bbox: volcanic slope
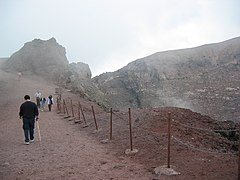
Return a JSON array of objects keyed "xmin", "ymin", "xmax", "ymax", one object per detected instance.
[{"xmin": 0, "ymin": 64, "xmax": 238, "ymax": 180}]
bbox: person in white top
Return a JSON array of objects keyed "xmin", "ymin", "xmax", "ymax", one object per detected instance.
[
  {"xmin": 46, "ymin": 95, "xmax": 54, "ymax": 111},
  {"xmin": 17, "ymin": 72, "xmax": 22, "ymax": 81},
  {"xmin": 34, "ymin": 91, "xmax": 41, "ymax": 109}
]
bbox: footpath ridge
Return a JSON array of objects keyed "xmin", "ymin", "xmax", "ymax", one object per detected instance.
[{"xmin": 0, "ymin": 69, "xmax": 152, "ymax": 180}]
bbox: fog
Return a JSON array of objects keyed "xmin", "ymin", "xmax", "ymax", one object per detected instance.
[{"xmin": 0, "ymin": 0, "xmax": 240, "ymax": 76}]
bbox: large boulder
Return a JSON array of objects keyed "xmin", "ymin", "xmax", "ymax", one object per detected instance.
[{"xmin": 2, "ymin": 38, "xmax": 69, "ymax": 80}]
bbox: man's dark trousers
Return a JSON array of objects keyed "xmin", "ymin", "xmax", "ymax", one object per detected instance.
[{"xmin": 22, "ymin": 117, "xmax": 35, "ymax": 142}]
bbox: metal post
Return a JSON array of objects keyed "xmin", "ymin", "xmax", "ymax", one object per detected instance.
[
  {"xmin": 56, "ymin": 97, "xmax": 59, "ymax": 111},
  {"xmin": 238, "ymin": 125, "xmax": 240, "ymax": 180},
  {"xmin": 70, "ymin": 99, "xmax": 74, "ymax": 117},
  {"xmin": 63, "ymin": 100, "xmax": 65, "ymax": 115},
  {"xmin": 77, "ymin": 102, "xmax": 81, "ymax": 120},
  {"xmin": 110, "ymin": 108, "xmax": 113, "ymax": 140},
  {"xmin": 128, "ymin": 108, "xmax": 133, "ymax": 151},
  {"xmin": 167, "ymin": 112, "xmax": 171, "ymax": 168},
  {"xmin": 92, "ymin": 106, "xmax": 98, "ymax": 130},
  {"xmin": 63, "ymin": 99, "xmax": 69, "ymax": 117},
  {"xmin": 58, "ymin": 92, "xmax": 62, "ymax": 101},
  {"xmin": 59, "ymin": 99, "xmax": 62, "ymax": 113},
  {"xmin": 80, "ymin": 103, "xmax": 87, "ymax": 125},
  {"xmin": 58, "ymin": 97, "xmax": 60, "ymax": 111}
]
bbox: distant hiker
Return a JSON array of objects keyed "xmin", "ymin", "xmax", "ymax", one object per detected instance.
[
  {"xmin": 17, "ymin": 72, "xmax": 22, "ymax": 81},
  {"xmin": 46, "ymin": 95, "xmax": 54, "ymax": 111},
  {"xmin": 19, "ymin": 95, "xmax": 39, "ymax": 145},
  {"xmin": 34, "ymin": 91, "xmax": 41, "ymax": 108},
  {"xmin": 40, "ymin": 97, "xmax": 46, "ymax": 111}
]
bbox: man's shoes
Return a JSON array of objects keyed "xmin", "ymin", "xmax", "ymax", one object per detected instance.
[
  {"xmin": 30, "ymin": 139, "xmax": 34, "ymax": 143},
  {"xmin": 24, "ymin": 141, "xmax": 30, "ymax": 145}
]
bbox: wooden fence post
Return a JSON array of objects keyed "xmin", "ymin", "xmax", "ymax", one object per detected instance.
[
  {"xmin": 110, "ymin": 108, "xmax": 113, "ymax": 140},
  {"xmin": 167, "ymin": 112, "xmax": 171, "ymax": 168},
  {"xmin": 70, "ymin": 98, "xmax": 74, "ymax": 117},
  {"xmin": 63, "ymin": 99, "xmax": 70, "ymax": 118},
  {"xmin": 79, "ymin": 102, "xmax": 88, "ymax": 127},
  {"xmin": 92, "ymin": 106, "xmax": 98, "ymax": 131},
  {"xmin": 77, "ymin": 102, "xmax": 81, "ymax": 120},
  {"xmin": 129, "ymin": 108, "xmax": 133, "ymax": 151},
  {"xmin": 238, "ymin": 125, "xmax": 240, "ymax": 180}
]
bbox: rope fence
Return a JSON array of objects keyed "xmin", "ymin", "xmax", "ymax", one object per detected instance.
[{"xmin": 55, "ymin": 96, "xmax": 239, "ymax": 177}]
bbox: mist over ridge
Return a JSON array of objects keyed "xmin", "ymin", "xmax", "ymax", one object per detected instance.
[{"xmin": 1, "ymin": 36, "xmax": 240, "ymax": 122}]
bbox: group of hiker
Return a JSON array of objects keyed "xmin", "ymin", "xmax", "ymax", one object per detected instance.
[
  {"xmin": 19, "ymin": 91, "xmax": 54, "ymax": 145},
  {"xmin": 35, "ymin": 91, "xmax": 54, "ymax": 112}
]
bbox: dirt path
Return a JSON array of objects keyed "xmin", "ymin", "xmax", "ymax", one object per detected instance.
[{"xmin": 0, "ymin": 68, "xmax": 153, "ymax": 179}]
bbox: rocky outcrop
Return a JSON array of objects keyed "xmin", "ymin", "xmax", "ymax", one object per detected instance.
[
  {"xmin": 1, "ymin": 38, "xmax": 93, "ymax": 84},
  {"xmin": 65, "ymin": 62, "xmax": 109, "ymax": 106},
  {"xmin": 1, "ymin": 37, "xmax": 105, "ymax": 107},
  {"xmin": 2, "ymin": 38, "xmax": 69, "ymax": 80},
  {"xmin": 93, "ymin": 37, "xmax": 240, "ymax": 121},
  {"xmin": 4, "ymin": 38, "xmax": 68, "ymax": 76},
  {"xmin": 69, "ymin": 62, "xmax": 92, "ymax": 79}
]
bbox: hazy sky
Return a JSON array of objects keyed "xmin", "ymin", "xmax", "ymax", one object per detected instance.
[{"xmin": 1, "ymin": 0, "xmax": 240, "ymax": 76}]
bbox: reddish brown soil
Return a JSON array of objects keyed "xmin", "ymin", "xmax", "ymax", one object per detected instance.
[{"xmin": 0, "ymin": 67, "xmax": 238, "ymax": 180}]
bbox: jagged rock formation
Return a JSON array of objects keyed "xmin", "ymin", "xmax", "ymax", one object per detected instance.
[
  {"xmin": 2, "ymin": 38, "xmax": 69, "ymax": 80},
  {"xmin": 1, "ymin": 38, "xmax": 104, "ymax": 106},
  {"xmin": 1, "ymin": 38, "xmax": 92, "ymax": 82},
  {"xmin": 93, "ymin": 37, "xmax": 240, "ymax": 121},
  {"xmin": 69, "ymin": 62, "xmax": 92, "ymax": 79}
]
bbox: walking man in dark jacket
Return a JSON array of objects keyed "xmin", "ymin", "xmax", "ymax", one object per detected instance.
[{"xmin": 19, "ymin": 95, "xmax": 39, "ymax": 145}]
